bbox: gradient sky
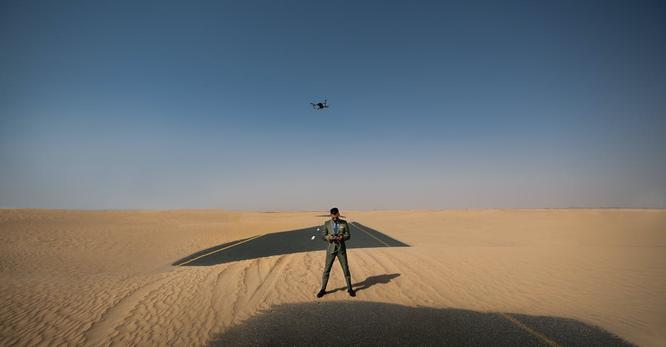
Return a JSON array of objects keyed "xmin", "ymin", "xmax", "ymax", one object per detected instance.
[{"xmin": 1, "ymin": 0, "xmax": 665, "ymax": 210}]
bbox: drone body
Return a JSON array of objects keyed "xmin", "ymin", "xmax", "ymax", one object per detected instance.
[{"xmin": 310, "ymin": 99, "xmax": 329, "ymax": 110}]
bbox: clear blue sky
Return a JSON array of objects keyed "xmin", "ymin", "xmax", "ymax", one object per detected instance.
[{"xmin": 1, "ymin": 0, "xmax": 664, "ymax": 209}]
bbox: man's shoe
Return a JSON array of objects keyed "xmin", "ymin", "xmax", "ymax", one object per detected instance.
[
  {"xmin": 348, "ymin": 289, "xmax": 356, "ymax": 297},
  {"xmin": 316, "ymin": 290, "xmax": 326, "ymax": 298}
]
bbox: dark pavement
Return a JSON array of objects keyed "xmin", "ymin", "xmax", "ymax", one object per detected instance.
[{"xmin": 173, "ymin": 222, "xmax": 408, "ymax": 266}]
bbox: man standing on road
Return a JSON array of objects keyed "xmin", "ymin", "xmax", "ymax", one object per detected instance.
[{"xmin": 317, "ymin": 207, "xmax": 356, "ymax": 298}]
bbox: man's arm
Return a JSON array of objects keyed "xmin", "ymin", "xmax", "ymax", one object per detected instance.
[{"xmin": 342, "ymin": 221, "xmax": 350, "ymax": 241}]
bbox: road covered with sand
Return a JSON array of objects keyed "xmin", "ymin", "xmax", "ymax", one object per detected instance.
[{"xmin": 0, "ymin": 209, "xmax": 664, "ymax": 346}]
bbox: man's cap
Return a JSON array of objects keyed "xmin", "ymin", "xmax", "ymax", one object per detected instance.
[{"xmin": 330, "ymin": 207, "xmax": 339, "ymax": 214}]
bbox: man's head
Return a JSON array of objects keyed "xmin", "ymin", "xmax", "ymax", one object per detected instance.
[{"xmin": 330, "ymin": 207, "xmax": 340, "ymax": 221}]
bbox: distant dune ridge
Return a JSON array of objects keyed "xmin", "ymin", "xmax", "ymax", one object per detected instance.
[{"xmin": 0, "ymin": 209, "xmax": 664, "ymax": 346}]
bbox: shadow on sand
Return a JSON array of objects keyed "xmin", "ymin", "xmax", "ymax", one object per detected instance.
[
  {"xmin": 207, "ymin": 301, "xmax": 632, "ymax": 347},
  {"xmin": 326, "ymin": 273, "xmax": 401, "ymax": 294}
]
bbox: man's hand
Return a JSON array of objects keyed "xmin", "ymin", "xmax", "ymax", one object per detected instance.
[{"xmin": 328, "ymin": 235, "xmax": 343, "ymax": 242}]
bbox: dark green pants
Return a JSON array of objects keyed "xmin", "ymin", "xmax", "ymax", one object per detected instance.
[{"xmin": 321, "ymin": 250, "xmax": 353, "ymax": 291}]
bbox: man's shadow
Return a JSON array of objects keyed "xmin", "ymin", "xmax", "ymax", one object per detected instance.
[{"xmin": 328, "ymin": 273, "xmax": 401, "ymax": 294}]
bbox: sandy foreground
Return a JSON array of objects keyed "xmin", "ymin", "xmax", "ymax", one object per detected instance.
[{"xmin": 0, "ymin": 209, "xmax": 664, "ymax": 346}]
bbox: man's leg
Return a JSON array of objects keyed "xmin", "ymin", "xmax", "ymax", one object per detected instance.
[
  {"xmin": 320, "ymin": 251, "xmax": 336, "ymax": 291},
  {"xmin": 337, "ymin": 251, "xmax": 353, "ymax": 291}
]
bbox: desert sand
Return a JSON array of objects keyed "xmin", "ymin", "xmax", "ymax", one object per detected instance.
[{"xmin": 0, "ymin": 209, "xmax": 664, "ymax": 346}]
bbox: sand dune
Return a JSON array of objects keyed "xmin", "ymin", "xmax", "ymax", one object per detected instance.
[{"xmin": 0, "ymin": 209, "xmax": 664, "ymax": 346}]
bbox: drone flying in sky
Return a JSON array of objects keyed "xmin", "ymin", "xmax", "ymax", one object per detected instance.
[{"xmin": 310, "ymin": 99, "xmax": 329, "ymax": 110}]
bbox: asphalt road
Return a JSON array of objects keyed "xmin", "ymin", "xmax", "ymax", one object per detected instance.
[{"xmin": 173, "ymin": 222, "xmax": 409, "ymax": 266}]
